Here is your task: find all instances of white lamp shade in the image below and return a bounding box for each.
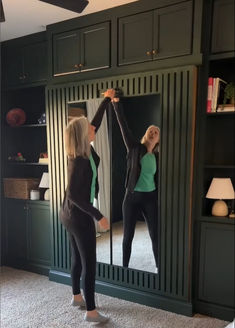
[39,172,50,188]
[206,178,235,200]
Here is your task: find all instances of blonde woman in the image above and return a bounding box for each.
[112,97,160,273]
[60,89,115,323]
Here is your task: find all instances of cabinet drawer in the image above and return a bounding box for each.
[198,222,235,307]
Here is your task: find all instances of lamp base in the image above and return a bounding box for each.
[212,200,228,217]
[44,189,50,201]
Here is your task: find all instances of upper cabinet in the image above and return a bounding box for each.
[53,21,110,76]
[4,39,47,88]
[118,1,193,66]
[211,0,235,55]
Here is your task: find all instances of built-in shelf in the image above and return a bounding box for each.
[206,112,235,116]
[8,162,48,166]
[204,164,235,169]
[4,198,50,205]
[199,215,235,225]
[9,124,47,128]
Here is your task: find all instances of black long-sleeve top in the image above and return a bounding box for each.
[112,101,159,193]
[60,97,111,222]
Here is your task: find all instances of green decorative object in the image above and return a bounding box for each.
[223,82,235,105]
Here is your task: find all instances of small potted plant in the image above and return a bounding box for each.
[223,82,235,105]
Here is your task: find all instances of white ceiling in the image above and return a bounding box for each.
[0,0,138,42]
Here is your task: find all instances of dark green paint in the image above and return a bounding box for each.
[4,199,51,274]
[53,22,110,76]
[211,0,235,54]
[46,66,197,307]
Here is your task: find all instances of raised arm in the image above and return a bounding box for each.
[67,158,103,221]
[91,89,116,133]
[112,101,137,151]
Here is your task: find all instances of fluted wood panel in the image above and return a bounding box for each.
[46,66,197,300]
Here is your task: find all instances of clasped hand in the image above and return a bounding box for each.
[103,88,120,102]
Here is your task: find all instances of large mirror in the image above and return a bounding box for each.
[67,93,161,273]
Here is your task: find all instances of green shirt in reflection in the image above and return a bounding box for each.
[134,153,156,192]
[89,153,97,203]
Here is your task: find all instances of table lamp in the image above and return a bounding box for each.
[206,178,235,216]
[39,172,50,201]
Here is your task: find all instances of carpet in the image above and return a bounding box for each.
[0,266,229,328]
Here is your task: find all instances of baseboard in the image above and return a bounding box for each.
[49,269,193,317]
[194,300,235,322]
[6,262,50,276]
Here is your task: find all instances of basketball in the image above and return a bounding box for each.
[6,108,26,126]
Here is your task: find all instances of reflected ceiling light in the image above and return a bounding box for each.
[39,0,89,13]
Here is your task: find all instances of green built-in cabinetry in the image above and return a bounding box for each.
[53,21,110,76]
[3,32,47,88]
[5,199,51,275]
[211,0,235,56]
[193,0,235,321]
[1,32,51,275]
[196,220,235,318]
[118,1,192,65]
[47,0,203,83]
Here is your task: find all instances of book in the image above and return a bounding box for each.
[38,157,49,164]
[217,104,235,112]
[207,77,213,113]
[211,77,227,112]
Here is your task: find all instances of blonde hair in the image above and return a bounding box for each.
[65,116,90,158]
[141,125,160,152]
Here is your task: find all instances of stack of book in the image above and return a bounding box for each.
[206,77,229,113]
[217,104,235,112]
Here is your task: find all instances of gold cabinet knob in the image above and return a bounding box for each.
[79,63,83,68]
[74,64,79,69]
[146,51,151,56]
[152,49,157,55]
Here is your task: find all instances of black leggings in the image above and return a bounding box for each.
[122,190,159,268]
[61,209,96,311]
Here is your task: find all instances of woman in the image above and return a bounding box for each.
[60,89,115,323]
[112,97,160,272]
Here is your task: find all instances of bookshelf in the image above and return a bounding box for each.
[194,0,235,320]
[203,58,235,217]
[3,86,48,180]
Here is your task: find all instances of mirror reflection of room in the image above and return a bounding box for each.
[111,94,161,273]
[67,100,111,265]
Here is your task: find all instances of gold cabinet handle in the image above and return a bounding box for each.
[79,64,83,68]
[146,51,151,56]
[152,49,157,55]
[74,64,79,69]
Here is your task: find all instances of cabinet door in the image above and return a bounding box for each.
[198,222,235,307]
[80,22,110,71]
[27,203,51,268]
[153,1,192,60]
[118,11,153,65]
[5,47,24,87]
[53,30,80,76]
[23,42,47,83]
[211,0,235,54]
[5,200,27,265]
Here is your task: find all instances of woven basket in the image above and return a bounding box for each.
[3,178,40,200]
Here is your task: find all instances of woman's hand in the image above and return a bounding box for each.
[112,98,120,103]
[104,89,116,99]
[98,217,110,231]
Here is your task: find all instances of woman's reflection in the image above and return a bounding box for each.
[112,97,160,274]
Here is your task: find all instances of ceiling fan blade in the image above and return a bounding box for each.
[39,0,89,14]
[0,0,5,22]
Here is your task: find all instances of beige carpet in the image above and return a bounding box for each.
[0,267,229,328]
